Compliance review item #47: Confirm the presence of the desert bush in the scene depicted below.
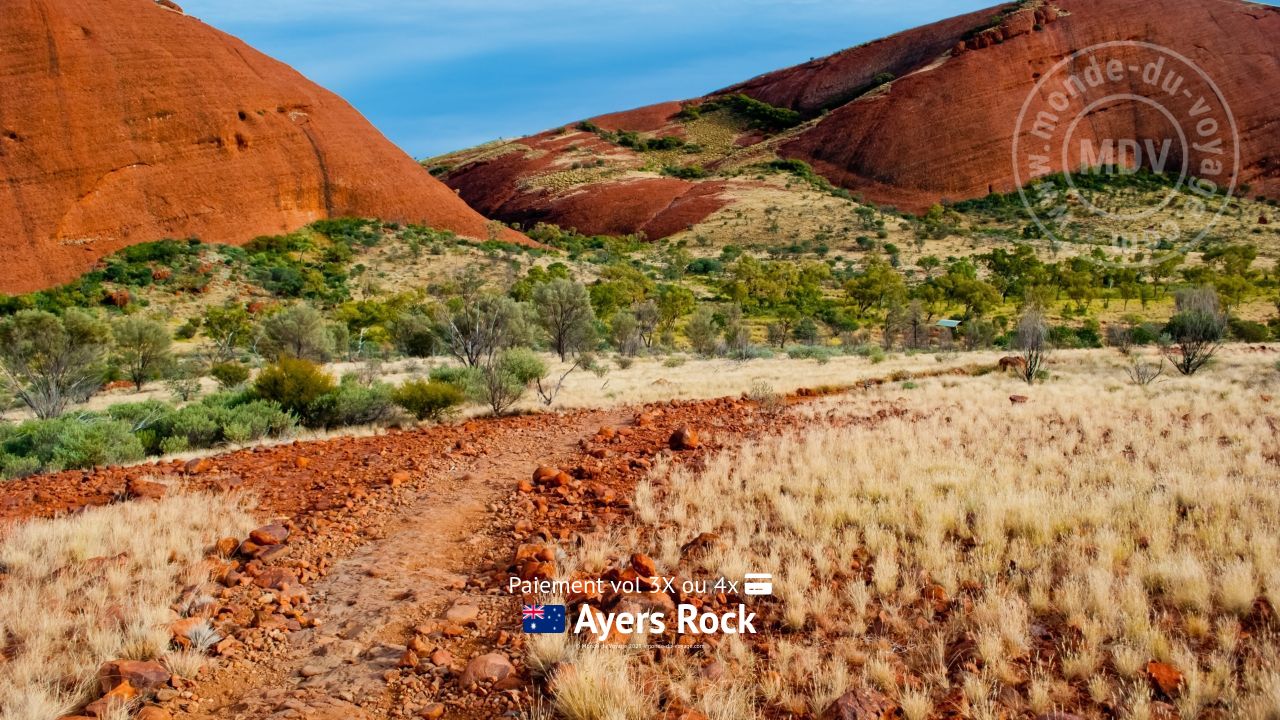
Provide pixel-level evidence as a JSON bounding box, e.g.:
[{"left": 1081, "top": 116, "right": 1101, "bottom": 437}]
[
  {"left": 258, "top": 304, "right": 335, "bottom": 362},
  {"left": 112, "top": 316, "right": 173, "bottom": 391},
  {"left": 787, "top": 345, "right": 837, "bottom": 364},
  {"left": 1015, "top": 308, "right": 1050, "bottom": 384},
  {"left": 1163, "top": 287, "right": 1226, "bottom": 376},
  {"left": 1105, "top": 323, "right": 1133, "bottom": 354},
  {"left": 393, "top": 379, "right": 467, "bottom": 421},
  {"left": 1229, "top": 318, "right": 1270, "bottom": 343},
  {"left": 210, "top": 361, "right": 250, "bottom": 389},
  {"left": 428, "top": 365, "right": 481, "bottom": 391},
  {"left": 1125, "top": 356, "right": 1165, "bottom": 386},
  {"left": 166, "top": 377, "right": 202, "bottom": 402},
  {"left": 107, "top": 395, "right": 294, "bottom": 454},
  {"left": 201, "top": 304, "right": 253, "bottom": 361},
  {"left": 308, "top": 376, "right": 398, "bottom": 428},
  {"left": 390, "top": 310, "right": 438, "bottom": 357},
  {"left": 0, "top": 416, "right": 144, "bottom": 477},
  {"left": 0, "top": 309, "right": 112, "bottom": 419},
  {"left": 473, "top": 347, "right": 546, "bottom": 415},
  {"left": 684, "top": 307, "right": 719, "bottom": 356},
  {"left": 252, "top": 357, "right": 336, "bottom": 421}
]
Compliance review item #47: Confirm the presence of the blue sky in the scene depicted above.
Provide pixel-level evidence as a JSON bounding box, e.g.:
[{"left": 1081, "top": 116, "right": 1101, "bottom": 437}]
[{"left": 182, "top": 1, "right": 999, "bottom": 158}]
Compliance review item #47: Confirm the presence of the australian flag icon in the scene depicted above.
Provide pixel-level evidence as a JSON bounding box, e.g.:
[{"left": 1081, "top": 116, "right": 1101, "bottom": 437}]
[{"left": 522, "top": 604, "right": 566, "bottom": 633}]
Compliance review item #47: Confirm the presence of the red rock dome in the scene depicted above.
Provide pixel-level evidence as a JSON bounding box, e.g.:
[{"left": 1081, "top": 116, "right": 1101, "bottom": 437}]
[{"left": 0, "top": 0, "right": 529, "bottom": 294}]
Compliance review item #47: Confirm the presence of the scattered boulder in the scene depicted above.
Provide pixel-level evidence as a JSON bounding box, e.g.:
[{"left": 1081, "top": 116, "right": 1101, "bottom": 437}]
[
  {"left": 253, "top": 567, "right": 300, "bottom": 591},
  {"left": 84, "top": 681, "right": 138, "bottom": 717},
  {"left": 1147, "top": 660, "right": 1184, "bottom": 697},
  {"left": 445, "top": 602, "right": 480, "bottom": 626},
  {"left": 820, "top": 686, "right": 893, "bottom": 720},
  {"left": 630, "top": 553, "right": 658, "bottom": 577},
  {"left": 680, "top": 532, "right": 720, "bottom": 558},
  {"left": 420, "top": 704, "right": 445, "bottom": 719},
  {"left": 460, "top": 653, "right": 514, "bottom": 687},
  {"left": 214, "top": 536, "right": 240, "bottom": 557},
  {"left": 125, "top": 477, "right": 167, "bottom": 501},
  {"left": 136, "top": 707, "right": 173, "bottom": 720},
  {"left": 99, "top": 659, "right": 170, "bottom": 694},
  {"left": 669, "top": 427, "right": 701, "bottom": 451},
  {"left": 532, "top": 466, "right": 560, "bottom": 484},
  {"left": 183, "top": 458, "right": 213, "bottom": 475},
  {"left": 249, "top": 523, "right": 290, "bottom": 546}
]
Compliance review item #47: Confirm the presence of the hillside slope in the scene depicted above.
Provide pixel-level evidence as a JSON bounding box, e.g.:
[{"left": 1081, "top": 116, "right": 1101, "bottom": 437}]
[
  {"left": 434, "top": 0, "right": 1280, "bottom": 238},
  {"left": 0, "top": 0, "right": 527, "bottom": 294}
]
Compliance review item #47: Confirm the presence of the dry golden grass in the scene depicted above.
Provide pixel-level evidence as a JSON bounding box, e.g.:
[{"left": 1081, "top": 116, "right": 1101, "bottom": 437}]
[
  {"left": 565, "top": 347, "right": 1280, "bottom": 718},
  {"left": 0, "top": 488, "right": 255, "bottom": 719}
]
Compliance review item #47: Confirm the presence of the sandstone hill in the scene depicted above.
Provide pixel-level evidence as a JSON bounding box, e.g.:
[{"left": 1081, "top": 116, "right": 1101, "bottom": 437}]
[
  {"left": 0, "top": 0, "right": 527, "bottom": 294},
  {"left": 432, "top": 0, "right": 1280, "bottom": 239}
]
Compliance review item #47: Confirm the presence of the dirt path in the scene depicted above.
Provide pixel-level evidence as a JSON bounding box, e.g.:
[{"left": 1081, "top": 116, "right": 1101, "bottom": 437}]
[{"left": 188, "top": 408, "right": 631, "bottom": 720}]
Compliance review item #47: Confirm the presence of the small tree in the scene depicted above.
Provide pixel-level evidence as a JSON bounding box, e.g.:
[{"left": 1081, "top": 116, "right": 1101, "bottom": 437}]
[
  {"left": 113, "top": 316, "right": 173, "bottom": 391},
  {"left": 532, "top": 279, "right": 597, "bottom": 361},
  {"left": 1162, "top": 287, "right": 1226, "bottom": 376},
  {"left": 1015, "top": 307, "right": 1049, "bottom": 385},
  {"left": 722, "top": 305, "right": 752, "bottom": 359},
  {"left": 685, "top": 307, "right": 718, "bottom": 356},
  {"left": 203, "top": 304, "right": 253, "bottom": 361},
  {"left": 260, "top": 304, "right": 334, "bottom": 362},
  {"left": 0, "top": 309, "right": 112, "bottom": 419},
  {"left": 474, "top": 348, "right": 546, "bottom": 415},
  {"left": 610, "top": 312, "right": 642, "bottom": 356}
]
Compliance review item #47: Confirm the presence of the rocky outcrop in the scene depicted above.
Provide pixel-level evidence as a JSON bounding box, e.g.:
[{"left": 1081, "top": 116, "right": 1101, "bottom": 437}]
[
  {"left": 0, "top": 0, "right": 527, "bottom": 293},
  {"left": 439, "top": 0, "right": 1280, "bottom": 231},
  {"left": 779, "top": 0, "right": 1280, "bottom": 211}
]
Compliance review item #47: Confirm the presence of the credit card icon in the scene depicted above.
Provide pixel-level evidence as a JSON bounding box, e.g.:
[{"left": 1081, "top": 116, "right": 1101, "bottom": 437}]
[{"left": 744, "top": 573, "right": 773, "bottom": 596}]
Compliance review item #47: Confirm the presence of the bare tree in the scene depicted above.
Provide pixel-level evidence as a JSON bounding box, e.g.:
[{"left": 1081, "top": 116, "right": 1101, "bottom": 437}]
[
  {"left": 535, "top": 353, "right": 595, "bottom": 406},
  {"left": 1125, "top": 355, "right": 1165, "bottom": 386},
  {"left": 439, "top": 295, "right": 527, "bottom": 368},
  {"left": 1015, "top": 307, "right": 1050, "bottom": 385}
]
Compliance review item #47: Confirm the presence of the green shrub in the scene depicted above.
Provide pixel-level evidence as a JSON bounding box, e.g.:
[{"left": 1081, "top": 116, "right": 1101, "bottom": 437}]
[
  {"left": 0, "top": 452, "right": 41, "bottom": 479},
  {"left": 1230, "top": 318, "right": 1271, "bottom": 342},
  {"left": 662, "top": 165, "right": 709, "bottom": 180},
  {"left": 0, "top": 416, "right": 144, "bottom": 476},
  {"left": 706, "top": 93, "right": 802, "bottom": 131},
  {"left": 787, "top": 345, "right": 837, "bottom": 364},
  {"left": 309, "top": 376, "right": 397, "bottom": 428},
  {"left": 473, "top": 348, "right": 546, "bottom": 415},
  {"left": 253, "top": 357, "right": 336, "bottom": 421},
  {"left": 429, "top": 365, "right": 481, "bottom": 392},
  {"left": 392, "top": 379, "right": 466, "bottom": 421},
  {"left": 210, "top": 361, "right": 251, "bottom": 389}
]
